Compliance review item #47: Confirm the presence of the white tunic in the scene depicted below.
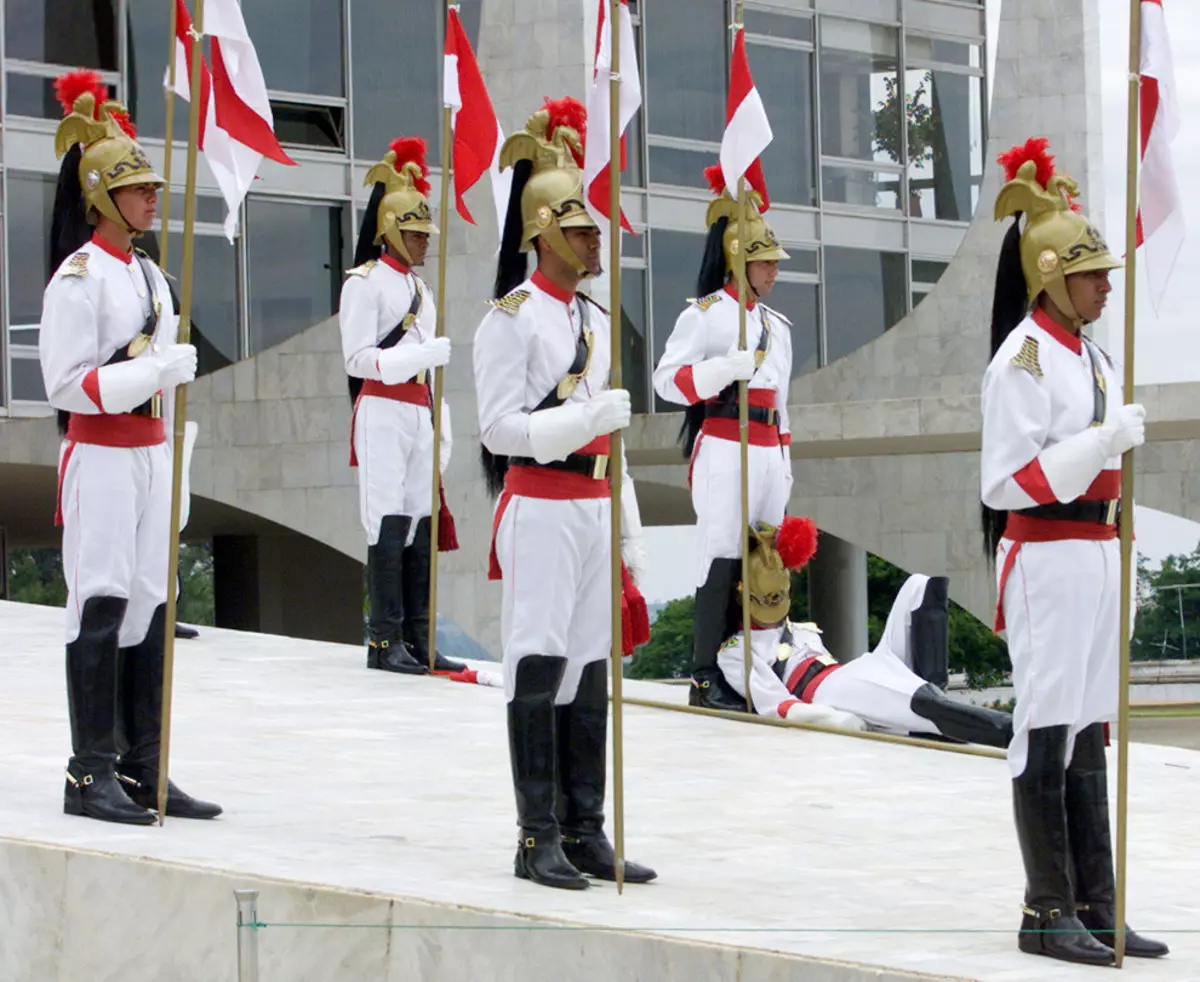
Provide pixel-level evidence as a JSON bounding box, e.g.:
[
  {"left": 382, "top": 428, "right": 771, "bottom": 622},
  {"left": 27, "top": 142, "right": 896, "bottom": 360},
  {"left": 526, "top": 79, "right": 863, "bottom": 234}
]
[{"left": 339, "top": 255, "right": 437, "bottom": 382}]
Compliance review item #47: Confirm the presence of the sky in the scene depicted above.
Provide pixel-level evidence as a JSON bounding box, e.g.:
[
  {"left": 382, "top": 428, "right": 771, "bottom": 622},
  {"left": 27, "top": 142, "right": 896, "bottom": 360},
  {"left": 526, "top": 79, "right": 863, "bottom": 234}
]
[{"left": 639, "top": 1, "right": 1200, "bottom": 605}]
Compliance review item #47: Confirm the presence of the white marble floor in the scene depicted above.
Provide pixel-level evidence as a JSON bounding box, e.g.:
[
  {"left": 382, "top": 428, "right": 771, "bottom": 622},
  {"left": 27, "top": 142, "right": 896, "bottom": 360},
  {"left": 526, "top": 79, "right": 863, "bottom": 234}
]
[{"left": 2, "top": 599, "right": 1199, "bottom": 982}]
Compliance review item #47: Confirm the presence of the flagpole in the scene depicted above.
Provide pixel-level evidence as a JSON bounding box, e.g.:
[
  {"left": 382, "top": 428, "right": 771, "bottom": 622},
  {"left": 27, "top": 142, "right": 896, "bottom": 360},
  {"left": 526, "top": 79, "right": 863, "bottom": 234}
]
[
  {"left": 606, "top": 0, "right": 627, "bottom": 897},
  {"left": 157, "top": 0, "right": 206, "bottom": 826},
  {"left": 159, "top": 0, "right": 178, "bottom": 269},
  {"left": 428, "top": 0, "right": 454, "bottom": 675},
  {"left": 1114, "top": 0, "right": 1142, "bottom": 966},
  {"left": 731, "top": 3, "right": 753, "bottom": 714}
]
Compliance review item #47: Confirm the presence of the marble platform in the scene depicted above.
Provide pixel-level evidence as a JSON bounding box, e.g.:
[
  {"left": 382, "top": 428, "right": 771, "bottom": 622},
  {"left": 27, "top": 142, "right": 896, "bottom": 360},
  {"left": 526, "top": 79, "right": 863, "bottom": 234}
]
[{"left": 2, "top": 599, "right": 1198, "bottom": 982}]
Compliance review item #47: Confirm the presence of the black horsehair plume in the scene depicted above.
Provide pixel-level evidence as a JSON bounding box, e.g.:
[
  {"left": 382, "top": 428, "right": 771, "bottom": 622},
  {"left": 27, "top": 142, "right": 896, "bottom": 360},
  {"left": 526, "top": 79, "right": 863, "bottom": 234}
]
[{"left": 677, "top": 217, "right": 731, "bottom": 460}]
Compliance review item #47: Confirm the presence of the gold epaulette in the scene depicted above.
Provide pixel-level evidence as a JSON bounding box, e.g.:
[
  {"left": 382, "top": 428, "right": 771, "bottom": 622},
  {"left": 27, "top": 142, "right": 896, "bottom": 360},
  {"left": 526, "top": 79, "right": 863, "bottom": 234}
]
[
  {"left": 345, "top": 259, "right": 377, "bottom": 278},
  {"left": 687, "top": 292, "right": 723, "bottom": 312},
  {"left": 60, "top": 253, "right": 90, "bottom": 279},
  {"left": 1010, "top": 336, "right": 1044, "bottom": 378},
  {"left": 488, "top": 289, "right": 531, "bottom": 315}
]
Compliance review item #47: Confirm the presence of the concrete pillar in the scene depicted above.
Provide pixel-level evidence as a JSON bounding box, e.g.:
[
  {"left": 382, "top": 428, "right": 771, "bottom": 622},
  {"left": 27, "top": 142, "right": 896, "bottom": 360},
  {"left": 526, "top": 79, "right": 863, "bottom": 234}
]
[
  {"left": 807, "top": 532, "right": 869, "bottom": 662},
  {"left": 214, "top": 533, "right": 364, "bottom": 645}
]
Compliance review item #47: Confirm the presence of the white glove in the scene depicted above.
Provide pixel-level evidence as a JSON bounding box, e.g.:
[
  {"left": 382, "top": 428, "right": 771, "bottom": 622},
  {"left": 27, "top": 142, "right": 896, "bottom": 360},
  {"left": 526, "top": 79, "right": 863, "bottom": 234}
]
[
  {"left": 1040, "top": 403, "right": 1146, "bottom": 503},
  {"left": 785, "top": 701, "right": 867, "bottom": 731},
  {"left": 439, "top": 400, "right": 452, "bottom": 473},
  {"left": 690, "top": 345, "right": 757, "bottom": 400},
  {"left": 583, "top": 388, "right": 632, "bottom": 437},
  {"left": 155, "top": 344, "right": 197, "bottom": 389},
  {"left": 93, "top": 357, "right": 162, "bottom": 414},
  {"left": 1100, "top": 403, "right": 1146, "bottom": 457},
  {"left": 377, "top": 337, "right": 451, "bottom": 384},
  {"left": 421, "top": 336, "right": 452, "bottom": 370}
]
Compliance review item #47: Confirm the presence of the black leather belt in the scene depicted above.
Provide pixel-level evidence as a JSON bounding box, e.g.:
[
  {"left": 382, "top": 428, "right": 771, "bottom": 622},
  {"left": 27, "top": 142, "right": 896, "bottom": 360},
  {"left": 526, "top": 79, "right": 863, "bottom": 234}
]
[
  {"left": 704, "top": 403, "right": 777, "bottom": 425},
  {"left": 789, "top": 655, "right": 837, "bottom": 698},
  {"left": 1017, "top": 500, "right": 1119, "bottom": 525},
  {"left": 508, "top": 453, "right": 609, "bottom": 480}
]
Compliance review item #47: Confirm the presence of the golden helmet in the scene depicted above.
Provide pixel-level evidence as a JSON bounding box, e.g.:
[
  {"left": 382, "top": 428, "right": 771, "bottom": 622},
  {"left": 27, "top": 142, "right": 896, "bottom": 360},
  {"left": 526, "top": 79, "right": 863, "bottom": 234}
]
[
  {"left": 499, "top": 97, "right": 597, "bottom": 274},
  {"left": 54, "top": 70, "right": 164, "bottom": 231},
  {"left": 364, "top": 136, "right": 438, "bottom": 266},
  {"left": 739, "top": 517, "right": 819, "bottom": 628},
  {"left": 704, "top": 163, "right": 789, "bottom": 272},
  {"left": 994, "top": 138, "right": 1121, "bottom": 325}
]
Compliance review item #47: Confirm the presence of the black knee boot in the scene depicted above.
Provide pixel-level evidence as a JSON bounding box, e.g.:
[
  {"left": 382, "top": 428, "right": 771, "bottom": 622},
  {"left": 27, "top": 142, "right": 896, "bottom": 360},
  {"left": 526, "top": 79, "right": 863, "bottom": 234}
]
[
  {"left": 909, "top": 576, "right": 950, "bottom": 690},
  {"left": 558, "top": 661, "right": 657, "bottom": 884},
  {"left": 116, "top": 603, "right": 222, "bottom": 820},
  {"left": 909, "top": 683, "right": 1013, "bottom": 748},
  {"left": 1066, "top": 724, "right": 1168, "bottom": 958},
  {"left": 688, "top": 558, "right": 746, "bottom": 711},
  {"left": 366, "top": 515, "right": 426, "bottom": 674},
  {"left": 1013, "top": 726, "right": 1114, "bottom": 965},
  {"left": 401, "top": 516, "right": 465, "bottom": 674},
  {"left": 509, "top": 655, "right": 588, "bottom": 890},
  {"left": 63, "top": 596, "right": 155, "bottom": 825}
]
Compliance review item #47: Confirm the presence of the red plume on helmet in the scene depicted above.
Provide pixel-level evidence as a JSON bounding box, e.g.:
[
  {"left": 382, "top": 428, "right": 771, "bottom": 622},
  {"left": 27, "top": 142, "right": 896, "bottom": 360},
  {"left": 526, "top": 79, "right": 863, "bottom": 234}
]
[
  {"left": 543, "top": 96, "right": 587, "bottom": 167},
  {"left": 997, "top": 136, "right": 1082, "bottom": 212},
  {"left": 55, "top": 69, "right": 137, "bottom": 138},
  {"left": 775, "top": 516, "right": 818, "bottom": 572},
  {"left": 389, "top": 136, "right": 431, "bottom": 196},
  {"left": 703, "top": 160, "right": 771, "bottom": 212}
]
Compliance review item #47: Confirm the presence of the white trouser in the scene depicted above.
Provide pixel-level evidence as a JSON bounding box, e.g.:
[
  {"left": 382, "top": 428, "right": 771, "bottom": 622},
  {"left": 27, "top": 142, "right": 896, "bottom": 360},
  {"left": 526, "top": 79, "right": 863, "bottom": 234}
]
[
  {"left": 691, "top": 435, "right": 789, "bottom": 586},
  {"left": 810, "top": 653, "right": 928, "bottom": 733},
  {"left": 59, "top": 440, "right": 171, "bottom": 646},
  {"left": 353, "top": 395, "right": 433, "bottom": 546},
  {"left": 493, "top": 495, "right": 612, "bottom": 704},
  {"left": 999, "top": 537, "right": 1122, "bottom": 778}
]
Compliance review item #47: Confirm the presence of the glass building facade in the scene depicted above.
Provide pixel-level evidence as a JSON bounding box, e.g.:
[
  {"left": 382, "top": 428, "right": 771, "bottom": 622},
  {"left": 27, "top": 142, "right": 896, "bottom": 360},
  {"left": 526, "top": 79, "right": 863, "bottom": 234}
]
[{"left": 0, "top": 0, "right": 985, "bottom": 416}]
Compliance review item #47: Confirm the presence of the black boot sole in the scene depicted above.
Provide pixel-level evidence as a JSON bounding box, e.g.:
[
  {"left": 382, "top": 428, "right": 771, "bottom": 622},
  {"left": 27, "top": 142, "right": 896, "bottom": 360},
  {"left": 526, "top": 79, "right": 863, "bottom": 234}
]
[
  {"left": 514, "top": 850, "right": 589, "bottom": 890},
  {"left": 64, "top": 795, "right": 157, "bottom": 825}
]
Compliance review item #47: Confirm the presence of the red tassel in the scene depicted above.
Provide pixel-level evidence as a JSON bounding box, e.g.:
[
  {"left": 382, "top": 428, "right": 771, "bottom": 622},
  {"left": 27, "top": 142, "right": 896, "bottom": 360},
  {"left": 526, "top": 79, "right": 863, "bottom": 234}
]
[
  {"left": 620, "top": 564, "right": 650, "bottom": 656},
  {"left": 54, "top": 69, "right": 107, "bottom": 118},
  {"left": 997, "top": 137, "right": 1056, "bottom": 189},
  {"left": 437, "top": 482, "right": 458, "bottom": 552},
  {"left": 388, "top": 136, "right": 431, "bottom": 196},
  {"left": 775, "top": 515, "right": 818, "bottom": 572}
]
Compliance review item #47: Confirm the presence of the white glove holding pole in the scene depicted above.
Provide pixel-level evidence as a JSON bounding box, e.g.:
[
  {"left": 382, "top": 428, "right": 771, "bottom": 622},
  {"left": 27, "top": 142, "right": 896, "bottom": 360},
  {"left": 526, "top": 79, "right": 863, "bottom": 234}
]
[
  {"left": 690, "top": 345, "right": 757, "bottom": 400},
  {"left": 1039, "top": 403, "right": 1145, "bottom": 502},
  {"left": 378, "top": 337, "right": 451, "bottom": 384},
  {"left": 527, "top": 389, "right": 631, "bottom": 464},
  {"left": 155, "top": 343, "right": 198, "bottom": 389}
]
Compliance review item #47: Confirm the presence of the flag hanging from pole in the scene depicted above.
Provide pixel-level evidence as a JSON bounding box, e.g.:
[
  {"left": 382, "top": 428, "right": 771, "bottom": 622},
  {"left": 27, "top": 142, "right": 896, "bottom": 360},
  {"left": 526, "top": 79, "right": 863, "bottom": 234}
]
[
  {"left": 1137, "top": 0, "right": 1185, "bottom": 312},
  {"left": 582, "top": 0, "right": 641, "bottom": 234},
  {"left": 721, "top": 27, "right": 772, "bottom": 206},
  {"left": 443, "top": 7, "right": 508, "bottom": 239}
]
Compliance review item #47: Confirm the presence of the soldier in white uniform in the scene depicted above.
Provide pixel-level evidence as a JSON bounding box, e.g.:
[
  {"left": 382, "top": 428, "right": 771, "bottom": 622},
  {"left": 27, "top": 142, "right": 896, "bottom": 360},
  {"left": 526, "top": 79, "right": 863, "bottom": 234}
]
[
  {"left": 651, "top": 164, "right": 793, "bottom": 712},
  {"left": 340, "top": 137, "right": 462, "bottom": 675},
  {"left": 981, "top": 139, "right": 1166, "bottom": 964},
  {"left": 715, "top": 519, "right": 1012, "bottom": 748},
  {"left": 474, "top": 98, "right": 655, "bottom": 890},
  {"left": 41, "top": 72, "right": 219, "bottom": 823}
]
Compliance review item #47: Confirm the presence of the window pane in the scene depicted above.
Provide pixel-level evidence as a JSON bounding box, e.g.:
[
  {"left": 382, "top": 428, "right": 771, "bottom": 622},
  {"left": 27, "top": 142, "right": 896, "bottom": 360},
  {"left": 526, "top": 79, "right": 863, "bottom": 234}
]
[
  {"left": 242, "top": 0, "right": 344, "bottom": 97},
  {"left": 907, "top": 35, "right": 981, "bottom": 70},
  {"left": 247, "top": 199, "right": 347, "bottom": 354},
  {"left": 906, "top": 70, "right": 985, "bottom": 222},
  {"left": 10, "top": 356, "right": 48, "bottom": 402},
  {"left": 911, "top": 259, "right": 948, "bottom": 285},
  {"left": 786, "top": 250, "right": 819, "bottom": 275},
  {"left": 644, "top": 0, "right": 725, "bottom": 143},
  {"left": 6, "top": 174, "right": 56, "bottom": 327},
  {"left": 6, "top": 0, "right": 117, "bottom": 68},
  {"left": 765, "top": 282, "right": 820, "bottom": 378},
  {"left": 821, "top": 164, "right": 901, "bottom": 211},
  {"left": 819, "top": 19, "right": 899, "bottom": 165},
  {"left": 745, "top": 9, "right": 813, "bottom": 42},
  {"left": 7, "top": 73, "right": 115, "bottom": 119},
  {"left": 751, "top": 44, "right": 815, "bottom": 206},
  {"left": 648, "top": 144, "right": 712, "bottom": 190},
  {"left": 126, "top": 0, "right": 171, "bottom": 139},
  {"left": 271, "top": 101, "right": 345, "bottom": 151},
  {"left": 618, "top": 268, "right": 650, "bottom": 415},
  {"left": 823, "top": 246, "right": 906, "bottom": 363},
  {"left": 648, "top": 229, "right": 707, "bottom": 412}
]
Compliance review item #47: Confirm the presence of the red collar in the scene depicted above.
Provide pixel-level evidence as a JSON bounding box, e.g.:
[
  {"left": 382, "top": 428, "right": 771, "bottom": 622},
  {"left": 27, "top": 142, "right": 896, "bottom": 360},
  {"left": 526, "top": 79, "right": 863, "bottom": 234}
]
[
  {"left": 1032, "top": 306, "right": 1082, "bottom": 355},
  {"left": 723, "top": 281, "right": 756, "bottom": 311},
  {"left": 381, "top": 253, "right": 411, "bottom": 275},
  {"left": 91, "top": 231, "right": 133, "bottom": 265},
  {"left": 532, "top": 269, "right": 574, "bottom": 304}
]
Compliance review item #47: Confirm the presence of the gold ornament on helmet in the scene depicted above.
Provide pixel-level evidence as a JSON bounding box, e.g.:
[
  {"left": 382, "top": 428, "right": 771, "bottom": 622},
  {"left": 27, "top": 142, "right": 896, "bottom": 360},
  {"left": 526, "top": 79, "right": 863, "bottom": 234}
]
[
  {"left": 53, "top": 70, "right": 164, "bottom": 232},
  {"left": 499, "top": 97, "right": 596, "bottom": 274},
  {"left": 994, "top": 138, "right": 1121, "bottom": 326},
  {"left": 738, "top": 517, "right": 819, "bottom": 628},
  {"left": 703, "top": 163, "right": 789, "bottom": 273},
  {"left": 364, "top": 136, "right": 438, "bottom": 265}
]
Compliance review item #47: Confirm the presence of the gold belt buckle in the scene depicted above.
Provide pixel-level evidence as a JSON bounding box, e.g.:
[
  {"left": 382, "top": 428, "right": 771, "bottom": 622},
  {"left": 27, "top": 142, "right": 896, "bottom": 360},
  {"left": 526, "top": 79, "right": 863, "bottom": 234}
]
[
  {"left": 150, "top": 392, "right": 163, "bottom": 419},
  {"left": 592, "top": 454, "right": 609, "bottom": 480},
  {"left": 766, "top": 408, "right": 777, "bottom": 426},
  {"left": 1105, "top": 499, "right": 1118, "bottom": 526}
]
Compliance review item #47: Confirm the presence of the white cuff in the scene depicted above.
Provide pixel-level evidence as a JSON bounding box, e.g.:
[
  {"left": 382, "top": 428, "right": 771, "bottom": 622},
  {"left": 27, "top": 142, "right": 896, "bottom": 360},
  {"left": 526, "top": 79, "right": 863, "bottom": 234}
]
[
  {"left": 1038, "top": 429, "right": 1109, "bottom": 503},
  {"left": 526, "top": 403, "right": 595, "bottom": 463},
  {"left": 690, "top": 357, "right": 734, "bottom": 401},
  {"left": 378, "top": 344, "right": 429, "bottom": 385},
  {"left": 94, "top": 358, "right": 163, "bottom": 414}
]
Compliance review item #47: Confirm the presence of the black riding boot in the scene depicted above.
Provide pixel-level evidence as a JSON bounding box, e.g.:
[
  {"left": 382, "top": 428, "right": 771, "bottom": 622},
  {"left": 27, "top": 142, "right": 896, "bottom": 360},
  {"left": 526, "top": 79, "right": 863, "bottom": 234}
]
[
  {"left": 509, "top": 655, "right": 588, "bottom": 890},
  {"left": 366, "top": 515, "right": 427, "bottom": 674},
  {"left": 909, "top": 683, "right": 1013, "bottom": 748},
  {"left": 688, "top": 558, "right": 746, "bottom": 711},
  {"left": 909, "top": 576, "right": 950, "bottom": 690},
  {"left": 116, "top": 603, "right": 222, "bottom": 820},
  {"left": 1066, "top": 724, "right": 1168, "bottom": 958},
  {"left": 1013, "top": 726, "right": 1115, "bottom": 965},
  {"left": 63, "top": 596, "right": 155, "bottom": 825},
  {"left": 558, "top": 661, "right": 657, "bottom": 884},
  {"left": 401, "top": 516, "right": 465, "bottom": 673}
]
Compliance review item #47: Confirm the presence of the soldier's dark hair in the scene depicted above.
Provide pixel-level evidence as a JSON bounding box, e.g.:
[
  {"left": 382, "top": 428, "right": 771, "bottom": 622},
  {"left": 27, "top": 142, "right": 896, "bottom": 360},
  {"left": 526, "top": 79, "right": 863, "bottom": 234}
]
[
  {"left": 981, "top": 216, "right": 1029, "bottom": 561},
  {"left": 50, "top": 144, "right": 93, "bottom": 435},
  {"left": 353, "top": 183, "right": 386, "bottom": 266}
]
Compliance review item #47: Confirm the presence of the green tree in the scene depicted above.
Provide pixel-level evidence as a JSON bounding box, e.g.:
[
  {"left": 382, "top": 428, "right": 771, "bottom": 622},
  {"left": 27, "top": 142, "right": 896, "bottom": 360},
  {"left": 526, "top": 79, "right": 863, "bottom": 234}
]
[
  {"left": 626, "top": 595, "right": 694, "bottom": 680},
  {"left": 1133, "top": 544, "right": 1200, "bottom": 661}
]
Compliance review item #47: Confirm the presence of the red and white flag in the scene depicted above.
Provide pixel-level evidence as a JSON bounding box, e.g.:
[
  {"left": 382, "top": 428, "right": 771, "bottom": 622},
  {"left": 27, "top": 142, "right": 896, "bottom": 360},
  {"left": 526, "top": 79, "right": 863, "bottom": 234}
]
[
  {"left": 721, "top": 28, "right": 771, "bottom": 205},
  {"left": 1137, "top": 0, "right": 1184, "bottom": 312},
  {"left": 582, "top": 0, "right": 640, "bottom": 234},
  {"left": 167, "top": 0, "right": 295, "bottom": 241},
  {"left": 443, "top": 7, "right": 508, "bottom": 238}
]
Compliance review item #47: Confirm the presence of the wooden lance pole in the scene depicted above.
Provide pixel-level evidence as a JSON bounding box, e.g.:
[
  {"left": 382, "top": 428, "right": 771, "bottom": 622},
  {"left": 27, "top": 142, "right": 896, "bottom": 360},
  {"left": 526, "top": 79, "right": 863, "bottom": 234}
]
[{"left": 157, "top": 0, "right": 207, "bottom": 825}]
